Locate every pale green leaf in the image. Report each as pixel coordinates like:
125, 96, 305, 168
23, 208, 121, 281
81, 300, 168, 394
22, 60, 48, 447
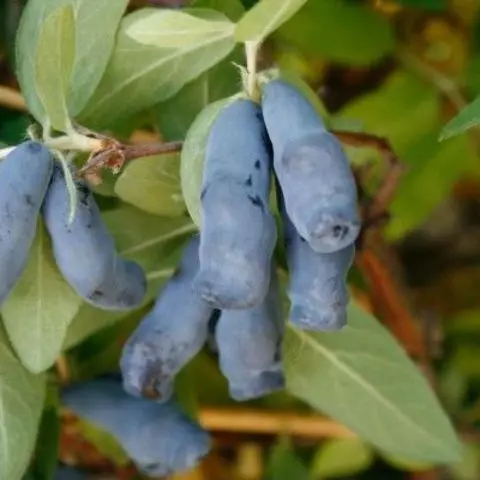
0, 326, 46, 480
114, 152, 186, 217
79, 9, 236, 129
34, 5, 75, 131
2, 222, 82, 373
156, 49, 243, 141
276, 0, 394, 65
67, 0, 129, 114
312, 438, 374, 478
16, 0, 128, 123
180, 96, 238, 227
440, 95, 480, 140
284, 301, 461, 463
63, 205, 196, 349
235, 0, 308, 42
126, 8, 234, 49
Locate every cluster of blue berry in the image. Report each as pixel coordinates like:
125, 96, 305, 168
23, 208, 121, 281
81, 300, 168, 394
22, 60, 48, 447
0, 79, 359, 478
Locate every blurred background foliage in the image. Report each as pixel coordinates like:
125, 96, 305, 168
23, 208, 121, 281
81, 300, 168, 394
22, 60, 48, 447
4, 0, 480, 479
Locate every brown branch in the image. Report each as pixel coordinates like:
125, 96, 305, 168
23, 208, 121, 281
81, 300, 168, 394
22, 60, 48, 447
332, 129, 407, 221
76, 140, 183, 179
354, 237, 428, 362
198, 408, 355, 439
0, 85, 26, 111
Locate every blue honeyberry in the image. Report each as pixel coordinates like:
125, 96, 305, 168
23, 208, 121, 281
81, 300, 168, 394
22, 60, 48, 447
262, 79, 360, 254
42, 165, 146, 310
215, 266, 285, 401
61, 376, 211, 478
0, 141, 53, 306
193, 99, 277, 309
279, 187, 354, 331
120, 236, 214, 401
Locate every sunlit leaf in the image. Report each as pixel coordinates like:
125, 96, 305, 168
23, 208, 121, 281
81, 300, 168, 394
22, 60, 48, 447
2, 222, 82, 373
235, 0, 308, 42
312, 438, 374, 478
284, 301, 461, 463
0, 326, 46, 480
115, 153, 186, 217
34, 5, 75, 131
80, 8, 236, 129
126, 8, 234, 49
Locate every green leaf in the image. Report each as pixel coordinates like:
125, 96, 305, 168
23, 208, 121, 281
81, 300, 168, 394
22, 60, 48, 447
266, 438, 309, 480
16, 0, 128, 126
312, 438, 374, 478
193, 0, 245, 21
156, 50, 243, 141
79, 8, 236, 129
440, 95, 480, 140
63, 205, 196, 349
235, 0, 307, 42
28, 396, 60, 480
386, 132, 476, 239
449, 443, 480, 480
0, 326, 46, 480
276, 0, 395, 66
125, 8, 234, 49
2, 222, 82, 373
67, 0, 129, 115
337, 70, 440, 158
114, 152, 186, 217
397, 0, 447, 10
284, 301, 461, 464
34, 5, 75, 131
180, 96, 238, 227
381, 453, 433, 472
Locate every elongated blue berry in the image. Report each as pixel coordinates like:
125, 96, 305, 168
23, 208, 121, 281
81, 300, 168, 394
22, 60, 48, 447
279, 188, 353, 331
215, 267, 284, 400
62, 376, 211, 477
120, 236, 214, 401
262, 79, 360, 253
0, 141, 53, 306
42, 165, 146, 310
193, 99, 277, 309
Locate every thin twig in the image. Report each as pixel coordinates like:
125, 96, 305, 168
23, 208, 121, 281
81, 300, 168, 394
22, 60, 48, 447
332, 129, 407, 221
0, 85, 26, 111
198, 408, 355, 439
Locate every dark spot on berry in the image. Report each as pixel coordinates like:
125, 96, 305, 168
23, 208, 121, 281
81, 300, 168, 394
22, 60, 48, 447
333, 225, 348, 239
244, 175, 253, 187
24, 195, 34, 206
247, 194, 264, 212
26, 141, 43, 154
88, 289, 104, 300
200, 186, 208, 201
300, 236, 307, 243
254, 160, 261, 170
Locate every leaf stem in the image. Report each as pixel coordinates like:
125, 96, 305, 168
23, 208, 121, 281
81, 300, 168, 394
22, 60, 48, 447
245, 41, 261, 101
